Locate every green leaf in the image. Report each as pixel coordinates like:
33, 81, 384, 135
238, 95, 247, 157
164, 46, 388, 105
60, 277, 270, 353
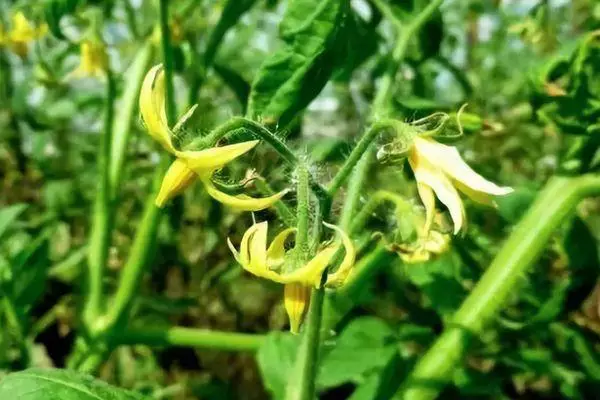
348, 352, 404, 400
247, 0, 347, 128
0, 203, 27, 242
256, 332, 300, 399
317, 317, 396, 389
0, 368, 149, 399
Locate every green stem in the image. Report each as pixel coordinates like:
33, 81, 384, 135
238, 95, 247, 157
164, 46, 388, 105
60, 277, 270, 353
159, 0, 177, 125
118, 326, 264, 351
339, 149, 373, 230
327, 120, 395, 196
83, 69, 116, 328
103, 178, 165, 332
396, 174, 600, 400
285, 287, 325, 400
294, 163, 310, 263
103, 0, 176, 336
109, 42, 154, 199
371, 0, 445, 117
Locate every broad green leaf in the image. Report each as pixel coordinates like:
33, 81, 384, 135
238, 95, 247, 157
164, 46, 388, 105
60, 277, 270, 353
0, 203, 27, 242
247, 0, 347, 128
256, 332, 300, 399
0, 368, 149, 399
317, 317, 396, 389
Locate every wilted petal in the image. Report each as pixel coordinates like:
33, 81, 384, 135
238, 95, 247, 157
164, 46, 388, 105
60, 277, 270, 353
139, 64, 176, 153
201, 175, 289, 211
324, 223, 356, 288
284, 283, 311, 335
413, 137, 512, 198
155, 159, 197, 207
410, 149, 465, 234
180, 141, 259, 174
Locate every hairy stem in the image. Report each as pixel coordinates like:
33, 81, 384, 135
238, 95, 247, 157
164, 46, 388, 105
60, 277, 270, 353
396, 174, 600, 400
285, 287, 325, 400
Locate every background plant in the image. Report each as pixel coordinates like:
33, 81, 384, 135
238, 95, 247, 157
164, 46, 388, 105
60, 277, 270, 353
1, 0, 600, 399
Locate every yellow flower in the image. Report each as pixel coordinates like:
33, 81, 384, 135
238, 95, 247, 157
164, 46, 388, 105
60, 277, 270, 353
227, 221, 356, 333
2, 12, 47, 58
67, 40, 108, 79
408, 136, 513, 234
140, 64, 288, 209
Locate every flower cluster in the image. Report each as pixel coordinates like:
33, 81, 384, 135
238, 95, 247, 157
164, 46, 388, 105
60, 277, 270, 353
139, 64, 288, 210
227, 221, 355, 333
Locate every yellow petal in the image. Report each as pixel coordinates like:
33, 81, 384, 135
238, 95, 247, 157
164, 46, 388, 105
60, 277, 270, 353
11, 12, 34, 41
413, 137, 512, 198
139, 64, 176, 153
155, 159, 197, 207
228, 222, 263, 268
416, 182, 436, 235
324, 223, 356, 288
201, 175, 290, 211
284, 283, 311, 334
179, 141, 259, 175
266, 227, 296, 269
249, 221, 269, 273
409, 148, 465, 234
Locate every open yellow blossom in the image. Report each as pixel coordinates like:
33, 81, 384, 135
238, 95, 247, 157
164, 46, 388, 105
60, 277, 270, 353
67, 40, 108, 79
227, 221, 356, 333
0, 12, 47, 58
408, 136, 513, 234
140, 64, 288, 209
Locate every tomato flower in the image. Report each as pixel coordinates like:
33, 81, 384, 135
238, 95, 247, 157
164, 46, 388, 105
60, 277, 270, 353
227, 221, 356, 333
0, 12, 47, 58
67, 40, 108, 79
408, 135, 513, 234
139, 64, 288, 209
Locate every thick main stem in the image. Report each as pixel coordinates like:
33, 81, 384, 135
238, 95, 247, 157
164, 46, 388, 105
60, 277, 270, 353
396, 174, 600, 400
104, 0, 176, 337
84, 70, 116, 329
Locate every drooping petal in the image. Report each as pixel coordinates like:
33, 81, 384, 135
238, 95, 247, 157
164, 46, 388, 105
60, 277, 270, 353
413, 137, 513, 199
324, 223, 356, 288
179, 141, 259, 175
416, 182, 436, 235
284, 283, 311, 335
266, 228, 296, 269
249, 221, 269, 273
155, 159, 197, 207
139, 64, 176, 153
409, 149, 465, 234
201, 175, 290, 211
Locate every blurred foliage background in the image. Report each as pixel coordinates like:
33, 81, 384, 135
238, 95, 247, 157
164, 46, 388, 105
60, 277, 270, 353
2, 0, 600, 399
